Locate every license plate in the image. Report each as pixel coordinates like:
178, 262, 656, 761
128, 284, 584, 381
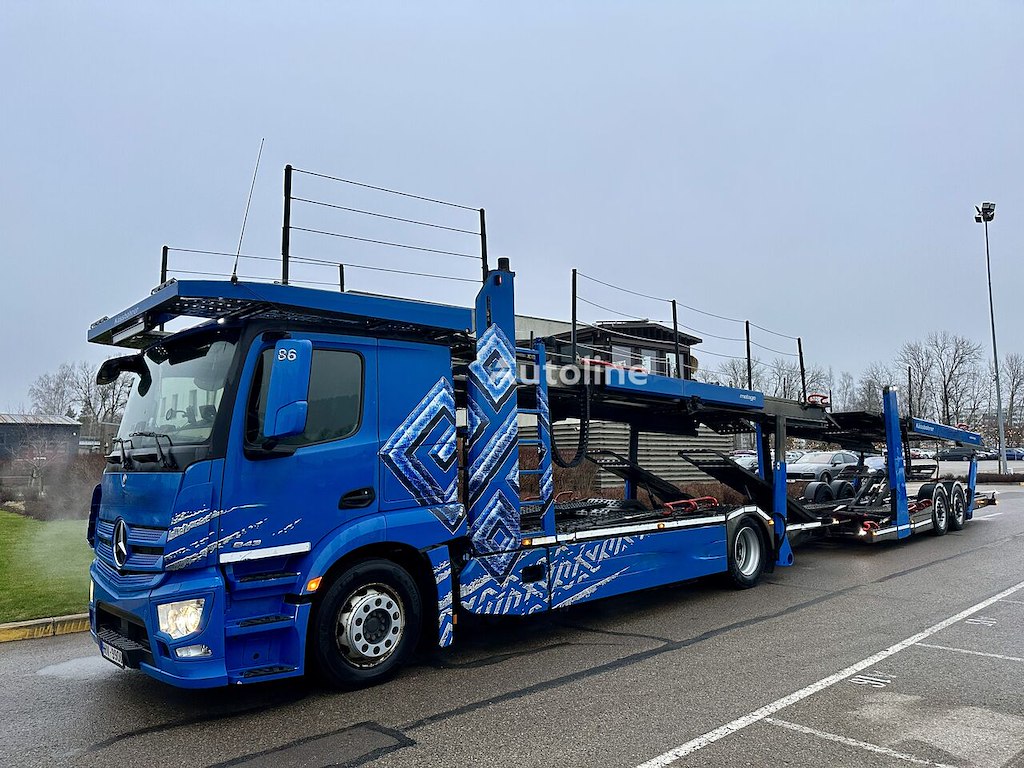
100, 642, 125, 668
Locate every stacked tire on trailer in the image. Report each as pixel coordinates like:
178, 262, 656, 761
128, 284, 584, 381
801, 479, 855, 503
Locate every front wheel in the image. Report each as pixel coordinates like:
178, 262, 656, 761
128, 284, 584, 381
726, 520, 766, 589
312, 559, 422, 688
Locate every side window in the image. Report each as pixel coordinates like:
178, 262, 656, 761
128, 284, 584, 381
246, 346, 363, 448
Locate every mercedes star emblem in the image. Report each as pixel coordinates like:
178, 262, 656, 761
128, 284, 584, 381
113, 519, 129, 569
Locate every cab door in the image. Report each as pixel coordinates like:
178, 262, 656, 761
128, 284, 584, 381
219, 332, 379, 566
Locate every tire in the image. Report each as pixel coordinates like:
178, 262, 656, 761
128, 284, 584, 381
311, 559, 422, 688
829, 480, 855, 500
948, 483, 967, 531
804, 482, 835, 503
819, 472, 833, 486
930, 486, 949, 536
726, 519, 766, 589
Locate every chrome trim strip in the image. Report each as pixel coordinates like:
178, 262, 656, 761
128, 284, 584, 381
219, 542, 311, 563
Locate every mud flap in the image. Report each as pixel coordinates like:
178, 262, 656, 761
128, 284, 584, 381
426, 546, 454, 648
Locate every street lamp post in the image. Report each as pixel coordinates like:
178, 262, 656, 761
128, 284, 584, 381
975, 201, 1008, 474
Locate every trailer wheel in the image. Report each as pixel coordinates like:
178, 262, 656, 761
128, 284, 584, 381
930, 486, 949, 536
804, 482, 834, 503
948, 484, 967, 531
726, 519, 765, 589
312, 559, 421, 688
829, 480, 855, 500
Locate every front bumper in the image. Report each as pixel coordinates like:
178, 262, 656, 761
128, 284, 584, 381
90, 560, 229, 688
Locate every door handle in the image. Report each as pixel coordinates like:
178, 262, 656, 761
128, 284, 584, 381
339, 486, 376, 509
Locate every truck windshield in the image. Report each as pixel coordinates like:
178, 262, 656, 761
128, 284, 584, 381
117, 331, 238, 447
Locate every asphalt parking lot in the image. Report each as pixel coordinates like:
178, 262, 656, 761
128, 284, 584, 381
1, 486, 1022, 768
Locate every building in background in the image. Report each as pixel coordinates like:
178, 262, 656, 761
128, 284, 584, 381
0, 414, 80, 463
515, 316, 735, 489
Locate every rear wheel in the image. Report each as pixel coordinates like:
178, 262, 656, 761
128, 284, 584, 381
726, 520, 766, 589
312, 559, 422, 688
930, 486, 949, 536
948, 484, 967, 531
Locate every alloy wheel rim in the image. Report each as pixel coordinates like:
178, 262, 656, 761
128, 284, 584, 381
336, 583, 405, 668
735, 527, 761, 577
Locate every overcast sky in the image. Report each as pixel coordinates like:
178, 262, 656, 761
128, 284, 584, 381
2, 2, 1022, 409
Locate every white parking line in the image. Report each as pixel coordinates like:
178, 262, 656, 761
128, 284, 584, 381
632, 578, 1024, 768
916, 643, 1024, 663
975, 512, 1003, 520
764, 718, 958, 767
1001, 598, 1024, 606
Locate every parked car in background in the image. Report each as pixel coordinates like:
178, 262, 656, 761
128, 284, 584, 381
936, 446, 977, 461
786, 450, 860, 484
786, 450, 805, 463
733, 455, 759, 471
1006, 448, 1024, 461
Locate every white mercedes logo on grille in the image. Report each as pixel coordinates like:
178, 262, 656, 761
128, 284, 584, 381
113, 519, 129, 569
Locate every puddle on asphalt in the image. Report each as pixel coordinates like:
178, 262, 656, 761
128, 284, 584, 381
37, 655, 116, 680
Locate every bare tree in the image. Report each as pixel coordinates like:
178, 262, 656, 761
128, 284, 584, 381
69, 361, 132, 447
926, 332, 984, 425
28, 363, 78, 417
26, 360, 133, 451
834, 371, 856, 411
851, 361, 895, 412
1003, 353, 1024, 444
896, 340, 936, 420
710, 356, 767, 391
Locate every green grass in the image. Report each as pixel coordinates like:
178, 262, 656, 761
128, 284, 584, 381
0, 508, 93, 623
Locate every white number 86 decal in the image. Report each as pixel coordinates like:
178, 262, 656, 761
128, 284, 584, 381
277, 348, 298, 362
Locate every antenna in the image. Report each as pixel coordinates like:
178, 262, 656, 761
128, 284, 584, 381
231, 137, 265, 283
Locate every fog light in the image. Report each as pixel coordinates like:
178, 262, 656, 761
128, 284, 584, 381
157, 598, 205, 639
175, 644, 212, 659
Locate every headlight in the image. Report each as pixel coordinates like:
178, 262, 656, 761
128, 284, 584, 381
157, 598, 205, 640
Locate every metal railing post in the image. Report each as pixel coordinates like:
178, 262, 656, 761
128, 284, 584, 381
281, 164, 292, 285
571, 268, 578, 362
479, 208, 489, 281
797, 337, 807, 401
671, 300, 682, 378
745, 320, 753, 390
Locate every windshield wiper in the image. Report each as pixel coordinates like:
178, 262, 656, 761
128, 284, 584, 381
111, 438, 135, 470
129, 432, 177, 469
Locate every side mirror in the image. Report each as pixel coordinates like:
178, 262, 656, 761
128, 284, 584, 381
263, 340, 313, 439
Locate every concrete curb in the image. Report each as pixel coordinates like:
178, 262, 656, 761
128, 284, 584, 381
0, 613, 90, 643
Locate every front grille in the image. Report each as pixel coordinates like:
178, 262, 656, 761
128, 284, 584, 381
95, 557, 166, 592
95, 518, 167, 573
